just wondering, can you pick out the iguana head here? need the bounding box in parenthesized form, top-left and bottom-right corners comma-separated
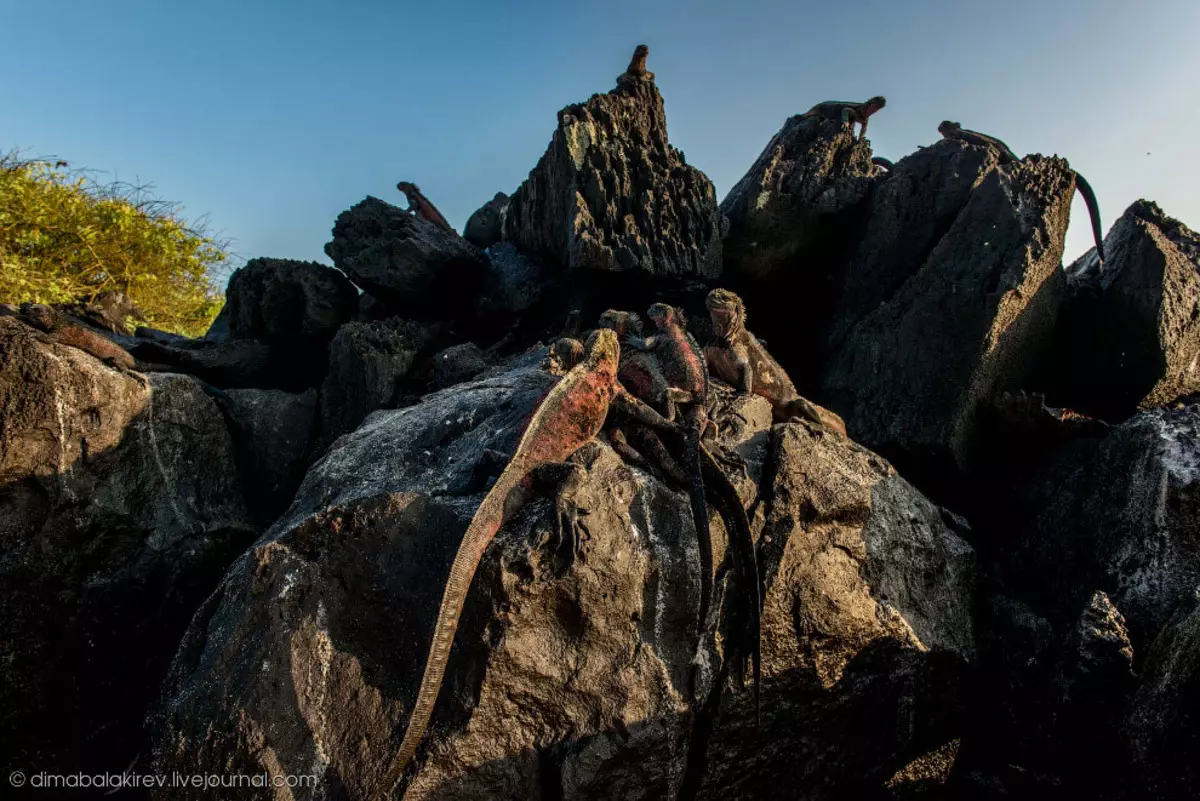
(597, 309, 643, 337)
(19, 303, 58, 332)
(547, 337, 585, 376)
(705, 288, 746, 339)
(865, 96, 887, 114)
(584, 328, 620, 369)
(396, 181, 419, 199)
(938, 121, 961, 137)
(633, 44, 649, 60)
(646, 302, 683, 330)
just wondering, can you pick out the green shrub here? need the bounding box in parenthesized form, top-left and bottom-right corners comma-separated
(0, 150, 230, 336)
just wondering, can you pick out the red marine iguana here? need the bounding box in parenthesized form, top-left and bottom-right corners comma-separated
(801, 96, 887, 141)
(380, 329, 677, 796)
(937, 121, 1106, 263)
(704, 289, 848, 436)
(396, 181, 457, 235)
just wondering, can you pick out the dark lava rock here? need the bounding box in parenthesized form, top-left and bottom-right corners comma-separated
(1049, 200, 1200, 419)
(720, 113, 878, 282)
(149, 357, 974, 800)
(831, 139, 1000, 349)
(217, 257, 358, 344)
(463, 191, 509, 249)
(1122, 599, 1200, 800)
(502, 72, 723, 279)
(324, 196, 487, 319)
(218, 387, 319, 522)
(0, 317, 255, 782)
(821, 155, 1076, 474)
(316, 317, 433, 451)
(124, 335, 291, 390)
(1010, 404, 1200, 650)
(476, 242, 547, 318)
(431, 342, 491, 389)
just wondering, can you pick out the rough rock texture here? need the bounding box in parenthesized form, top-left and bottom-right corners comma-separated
(463, 191, 509, 249)
(821, 156, 1076, 472)
(1123, 600, 1200, 800)
(316, 318, 432, 451)
(150, 356, 974, 800)
(1050, 200, 1200, 419)
(502, 74, 723, 279)
(218, 388, 319, 522)
(694, 423, 976, 800)
(720, 114, 879, 282)
(1011, 405, 1200, 649)
(324, 197, 487, 318)
(476, 243, 547, 318)
(432, 342, 491, 389)
(125, 336, 299, 390)
(215, 257, 358, 344)
(0, 317, 255, 781)
(831, 140, 1000, 349)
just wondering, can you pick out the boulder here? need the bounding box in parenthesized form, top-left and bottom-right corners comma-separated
(463, 192, 509, 249)
(821, 155, 1075, 473)
(324, 197, 487, 319)
(431, 342, 492, 389)
(1123, 600, 1200, 799)
(316, 318, 433, 451)
(217, 388, 319, 522)
(830, 140, 1000, 349)
(693, 423, 976, 800)
(0, 317, 255, 781)
(216, 257, 358, 344)
(720, 114, 878, 282)
(502, 72, 723, 279)
(1010, 405, 1200, 649)
(150, 355, 975, 800)
(1049, 200, 1200, 419)
(476, 243, 547, 318)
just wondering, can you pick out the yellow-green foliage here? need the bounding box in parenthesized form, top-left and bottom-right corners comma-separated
(0, 152, 228, 336)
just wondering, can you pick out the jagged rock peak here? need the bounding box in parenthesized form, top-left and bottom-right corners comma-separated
(501, 46, 723, 280)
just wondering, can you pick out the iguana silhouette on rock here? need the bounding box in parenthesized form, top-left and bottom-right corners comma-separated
(380, 329, 678, 797)
(704, 289, 847, 436)
(396, 181, 457, 235)
(937, 120, 1106, 263)
(801, 96, 887, 141)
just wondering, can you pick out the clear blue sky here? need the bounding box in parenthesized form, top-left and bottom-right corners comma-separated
(4, 0, 1198, 275)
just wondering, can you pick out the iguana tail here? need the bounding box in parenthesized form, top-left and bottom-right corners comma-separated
(1072, 171, 1106, 264)
(379, 484, 512, 798)
(683, 418, 713, 631)
(698, 445, 760, 724)
(871, 156, 894, 171)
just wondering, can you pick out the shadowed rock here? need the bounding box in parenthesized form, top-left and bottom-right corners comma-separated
(502, 70, 722, 279)
(1122, 600, 1200, 799)
(1049, 200, 1200, 419)
(720, 113, 879, 282)
(431, 342, 491, 389)
(830, 139, 999, 349)
(0, 317, 255, 783)
(218, 388, 319, 522)
(325, 196, 487, 318)
(463, 192, 509, 249)
(149, 354, 974, 800)
(821, 155, 1075, 474)
(1010, 405, 1200, 650)
(213, 257, 358, 345)
(476, 242, 547, 318)
(316, 318, 433, 452)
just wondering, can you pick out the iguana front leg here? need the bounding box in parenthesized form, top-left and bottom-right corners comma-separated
(533, 461, 588, 560)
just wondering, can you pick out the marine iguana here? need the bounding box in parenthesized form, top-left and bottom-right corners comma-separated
(396, 181, 457, 235)
(937, 121, 1106, 263)
(381, 329, 677, 795)
(704, 289, 847, 436)
(545, 337, 585, 376)
(599, 309, 760, 720)
(621, 303, 717, 630)
(18, 302, 139, 373)
(618, 43, 654, 83)
(801, 96, 887, 141)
